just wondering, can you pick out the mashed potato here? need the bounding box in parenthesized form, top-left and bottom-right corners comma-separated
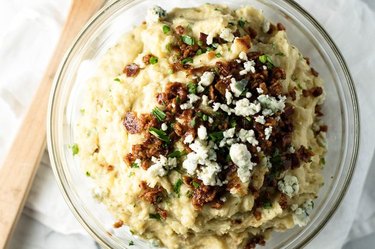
(75, 4, 326, 249)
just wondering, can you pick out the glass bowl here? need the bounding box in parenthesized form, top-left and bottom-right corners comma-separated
(47, 0, 359, 248)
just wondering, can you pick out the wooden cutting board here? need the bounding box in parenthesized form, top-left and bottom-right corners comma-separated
(0, 0, 107, 248)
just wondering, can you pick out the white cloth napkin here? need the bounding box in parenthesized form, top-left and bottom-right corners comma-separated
(1, 0, 374, 247)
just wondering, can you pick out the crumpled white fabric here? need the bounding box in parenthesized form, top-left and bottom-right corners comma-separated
(0, 0, 374, 248)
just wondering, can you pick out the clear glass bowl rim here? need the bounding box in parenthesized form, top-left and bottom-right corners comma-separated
(47, 0, 360, 248)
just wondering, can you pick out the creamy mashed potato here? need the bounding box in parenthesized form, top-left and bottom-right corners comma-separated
(76, 4, 326, 249)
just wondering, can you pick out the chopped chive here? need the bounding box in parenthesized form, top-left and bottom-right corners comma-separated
(238, 19, 246, 28)
(131, 162, 139, 168)
(149, 127, 170, 143)
(86, 171, 91, 177)
(275, 52, 285, 56)
(212, 43, 219, 48)
(202, 114, 208, 121)
(181, 57, 193, 64)
(166, 43, 172, 52)
(320, 157, 326, 165)
(263, 201, 272, 209)
(197, 40, 203, 47)
(208, 131, 224, 142)
(259, 54, 274, 68)
(215, 53, 222, 58)
(187, 82, 197, 94)
(190, 117, 196, 127)
(207, 47, 214, 52)
(114, 77, 121, 82)
(152, 107, 166, 121)
(150, 56, 158, 64)
(192, 181, 200, 188)
(230, 119, 237, 128)
(71, 144, 79, 156)
(196, 48, 203, 56)
(245, 116, 252, 122)
(181, 35, 195, 46)
(149, 213, 161, 220)
(175, 96, 181, 103)
(173, 179, 183, 197)
(168, 150, 187, 158)
(162, 25, 171, 34)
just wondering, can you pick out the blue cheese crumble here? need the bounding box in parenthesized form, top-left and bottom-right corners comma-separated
(229, 143, 256, 183)
(278, 175, 299, 197)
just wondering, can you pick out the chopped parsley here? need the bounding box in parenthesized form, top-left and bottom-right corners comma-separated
(259, 54, 274, 68)
(215, 53, 222, 58)
(131, 162, 139, 168)
(209, 131, 224, 142)
(152, 107, 166, 121)
(150, 56, 158, 64)
(162, 25, 171, 34)
(149, 127, 170, 143)
(71, 143, 79, 156)
(187, 82, 197, 94)
(168, 150, 187, 158)
(196, 48, 203, 56)
(149, 213, 161, 220)
(238, 19, 246, 28)
(173, 179, 183, 197)
(181, 57, 194, 64)
(192, 181, 200, 188)
(181, 35, 195, 46)
(85, 171, 91, 177)
(202, 114, 208, 121)
(114, 77, 121, 82)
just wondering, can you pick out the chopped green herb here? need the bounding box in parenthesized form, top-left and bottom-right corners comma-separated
(230, 119, 237, 128)
(129, 240, 135, 246)
(173, 179, 183, 197)
(192, 181, 200, 188)
(114, 77, 121, 82)
(263, 202, 272, 209)
(86, 171, 91, 177)
(196, 48, 203, 56)
(297, 82, 303, 89)
(207, 47, 214, 52)
(275, 52, 285, 56)
(238, 19, 246, 28)
(215, 53, 222, 58)
(149, 213, 161, 220)
(71, 143, 79, 156)
(149, 127, 170, 143)
(212, 43, 219, 48)
(181, 57, 193, 64)
(197, 40, 204, 46)
(150, 56, 158, 64)
(190, 117, 196, 127)
(186, 190, 193, 198)
(152, 107, 166, 121)
(209, 131, 224, 142)
(270, 149, 282, 166)
(131, 162, 139, 168)
(187, 82, 197, 94)
(259, 54, 274, 68)
(245, 116, 252, 122)
(181, 35, 195, 46)
(320, 157, 326, 165)
(196, 112, 203, 118)
(80, 108, 85, 115)
(202, 114, 208, 121)
(162, 25, 171, 34)
(168, 150, 187, 158)
(168, 69, 174, 75)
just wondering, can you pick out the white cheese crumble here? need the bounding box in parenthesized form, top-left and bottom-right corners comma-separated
(278, 175, 299, 197)
(161, 123, 168, 131)
(240, 60, 256, 75)
(234, 98, 261, 117)
(187, 94, 200, 104)
(197, 161, 222, 186)
(293, 200, 314, 227)
(230, 78, 243, 97)
(212, 102, 221, 111)
(257, 94, 286, 116)
(225, 89, 233, 105)
(146, 6, 167, 24)
(220, 28, 235, 42)
(197, 125, 208, 140)
(262, 19, 270, 33)
(238, 129, 258, 146)
(229, 143, 256, 183)
(147, 155, 177, 177)
(220, 104, 232, 114)
(263, 65, 267, 70)
(256, 87, 264, 94)
(180, 103, 193, 110)
(264, 126, 273, 140)
(198, 72, 215, 93)
(239, 51, 248, 61)
(255, 115, 266, 124)
(246, 92, 252, 98)
(208, 117, 214, 123)
(184, 134, 194, 144)
(223, 128, 236, 138)
(206, 33, 214, 45)
(201, 95, 209, 106)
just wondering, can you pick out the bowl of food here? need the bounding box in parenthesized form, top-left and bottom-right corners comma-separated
(47, 0, 359, 248)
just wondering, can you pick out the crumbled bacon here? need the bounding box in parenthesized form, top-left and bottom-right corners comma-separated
(199, 32, 208, 43)
(139, 181, 165, 205)
(123, 63, 140, 77)
(175, 25, 185, 35)
(311, 67, 319, 77)
(277, 22, 286, 31)
(191, 180, 219, 209)
(297, 146, 314, 162)
(143, 54, 153, 65)
(113, 220, 123, 228)
(123, 112, 143, 134)
(278, 194, 288, 209)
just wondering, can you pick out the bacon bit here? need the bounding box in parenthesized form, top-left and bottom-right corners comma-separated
(173, 122, 186, 137)
(208, 85, 216, 101)
(216, 61, 231, 76)
(113, 220, 123, 228)
(311, 86, 323, 97)
(139, 181, 165, 205)
(141, 160, 151, 170)
(107, 165, 114, 171)
(123, 112, 143, 134)
(315, 105, 324, 117)
(267, 24, 276, 34)
(232, 219, 242, 224)
(192, 184, 218, 209)
(245, 235, 266, 249)
(278, 194, 288, 209)
(258, 82, 268, 94)
(139, 113, 158, 131)
(143, 54, 153, 65)
(214, 79, 229, 96)
(156, 206, 168, 219)
(247, 27, 258, 39)
(124, 153, 135, 166)
(297, 146, 314, 162)
(123, 63, 140, 77)
(166, 82, 188, 102)
(235, 35, 252, 50)
(320, 125, 328, 132)
(304, 57, 311, 65)
(188, 66, 211, 75)
(277, 22, 286, 31)
(175, 25, 185, 35)
(288, 88, 297, 101)
(272, 67, 286, 80)
(311, 67, 319, 77)
(253, 209, 262, 220)
(199, 32, 208, 43)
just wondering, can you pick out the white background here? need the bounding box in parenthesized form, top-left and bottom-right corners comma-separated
(0, 0, 375, 248)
